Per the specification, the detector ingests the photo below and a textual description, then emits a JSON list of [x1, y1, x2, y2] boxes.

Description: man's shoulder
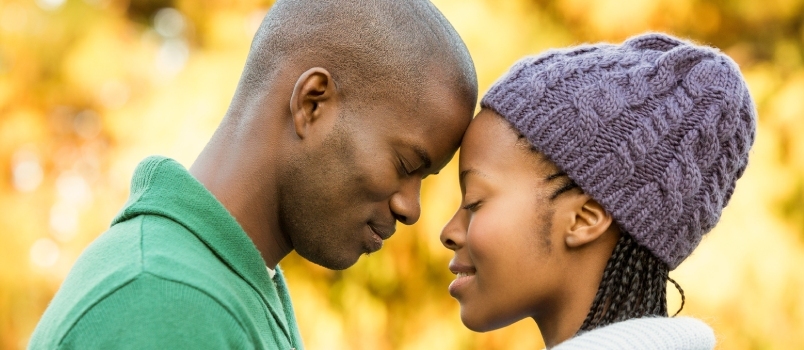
[[82, 213, 252, 301], [29, 214, 261, 349], [32, 272, 253, 350], [67, 213, 226, 288], [28, 216, 146, 349]]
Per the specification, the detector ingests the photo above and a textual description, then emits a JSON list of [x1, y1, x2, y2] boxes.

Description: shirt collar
[[112, 156, 292, 340]]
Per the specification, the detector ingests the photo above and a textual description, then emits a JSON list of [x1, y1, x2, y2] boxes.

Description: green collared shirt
[[29, 156, 304, 349]]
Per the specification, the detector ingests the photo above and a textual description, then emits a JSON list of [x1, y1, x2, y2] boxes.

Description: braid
[[579, 231, 684, 331], [668, 276, 686, 316]]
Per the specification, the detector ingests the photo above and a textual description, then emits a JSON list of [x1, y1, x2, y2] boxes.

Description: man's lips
[[368, 223, 395, 240], [365, 222, 395, 253]]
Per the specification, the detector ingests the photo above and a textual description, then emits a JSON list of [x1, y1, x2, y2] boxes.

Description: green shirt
[[29, 156, 304, 349]]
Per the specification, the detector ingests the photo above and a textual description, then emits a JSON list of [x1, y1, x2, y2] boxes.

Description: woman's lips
[[448, 261, 476, 297], [448, 271, 476, 297]]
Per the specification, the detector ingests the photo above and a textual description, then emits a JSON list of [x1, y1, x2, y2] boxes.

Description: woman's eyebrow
[[546, 172, 567, 181], [459, 168, 487, 187]]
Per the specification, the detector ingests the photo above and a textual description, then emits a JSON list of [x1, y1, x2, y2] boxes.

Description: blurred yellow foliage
[[2, 0, 804, 349]]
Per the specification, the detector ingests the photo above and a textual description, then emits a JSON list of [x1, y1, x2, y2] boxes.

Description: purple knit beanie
[[481, 33, 756, 269]]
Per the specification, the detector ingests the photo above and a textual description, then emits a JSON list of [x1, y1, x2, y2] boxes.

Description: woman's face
[[440, 109, 578, 332]]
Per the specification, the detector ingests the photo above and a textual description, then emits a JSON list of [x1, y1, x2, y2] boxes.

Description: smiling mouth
[[448, 269, 476, 297]]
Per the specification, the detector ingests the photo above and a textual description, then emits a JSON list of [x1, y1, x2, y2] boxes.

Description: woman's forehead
[[460, 110, 560, 179]]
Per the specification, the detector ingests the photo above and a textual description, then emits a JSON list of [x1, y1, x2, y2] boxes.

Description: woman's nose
[[440, 208, 467, 251]]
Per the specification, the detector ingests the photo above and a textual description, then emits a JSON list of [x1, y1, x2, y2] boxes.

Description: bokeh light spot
[[11, 147, 44, 193], [56, 171, 91, 205], [154, 8, 185, 38], [72, 109, 102, 139], [34, 0, 65, 11], [30, 238, 60, 268], [156, 38, 189, 77], [50, 200, 79, 242]]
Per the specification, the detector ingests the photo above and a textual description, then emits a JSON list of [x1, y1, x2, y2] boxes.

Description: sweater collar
[[553, 316, 715, 349], [112, 156, 293, 341]]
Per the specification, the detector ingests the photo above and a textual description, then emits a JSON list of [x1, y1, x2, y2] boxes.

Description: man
[[29, 0, 477, 348]]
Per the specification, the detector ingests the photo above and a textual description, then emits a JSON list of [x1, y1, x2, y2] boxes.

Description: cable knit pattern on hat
[[481, 33, 756, 269]]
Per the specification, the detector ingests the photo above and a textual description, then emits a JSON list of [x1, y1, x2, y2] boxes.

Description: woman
[[441, 33, 756, 349]]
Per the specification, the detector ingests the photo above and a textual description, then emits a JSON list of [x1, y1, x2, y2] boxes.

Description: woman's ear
[[564, 195, 614, 248], [289, 67, 338, 139]]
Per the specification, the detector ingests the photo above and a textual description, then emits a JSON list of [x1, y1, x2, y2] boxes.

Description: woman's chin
[[460, 308, 514, 333]]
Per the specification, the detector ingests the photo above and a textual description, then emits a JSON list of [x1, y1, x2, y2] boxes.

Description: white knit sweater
[[551, 317, 715, 350]]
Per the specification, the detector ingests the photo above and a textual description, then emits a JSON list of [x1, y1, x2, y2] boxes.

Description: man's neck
[[189, 121, 293, 268]]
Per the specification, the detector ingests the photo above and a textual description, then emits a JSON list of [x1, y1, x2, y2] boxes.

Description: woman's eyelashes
[[462, 200, 482, 212]]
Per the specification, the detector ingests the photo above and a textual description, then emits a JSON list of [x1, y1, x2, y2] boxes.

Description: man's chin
[[302, 251, 360, 271]]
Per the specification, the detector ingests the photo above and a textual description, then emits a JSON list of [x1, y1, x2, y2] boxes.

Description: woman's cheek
[[467, 206, 505, 260]]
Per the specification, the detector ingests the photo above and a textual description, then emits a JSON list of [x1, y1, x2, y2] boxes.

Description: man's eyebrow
[[412, 144, 432, 169]]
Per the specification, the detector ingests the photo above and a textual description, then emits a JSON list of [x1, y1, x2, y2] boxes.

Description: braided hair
[[579, 232, 685, 331], [547, 172, 685, 332]]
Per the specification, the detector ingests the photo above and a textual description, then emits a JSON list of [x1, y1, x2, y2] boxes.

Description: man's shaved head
[[238, 0, 477, 109]]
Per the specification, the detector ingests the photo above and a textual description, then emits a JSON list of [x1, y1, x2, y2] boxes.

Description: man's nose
[[389, 177, 422, 225]]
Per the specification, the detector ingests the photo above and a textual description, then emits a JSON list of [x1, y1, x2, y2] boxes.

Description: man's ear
[[289, 67, 337, 139], [564, 195, 614, 248]]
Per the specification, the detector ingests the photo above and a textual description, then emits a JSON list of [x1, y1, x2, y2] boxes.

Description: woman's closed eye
[[462, 201, 482, 212]]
